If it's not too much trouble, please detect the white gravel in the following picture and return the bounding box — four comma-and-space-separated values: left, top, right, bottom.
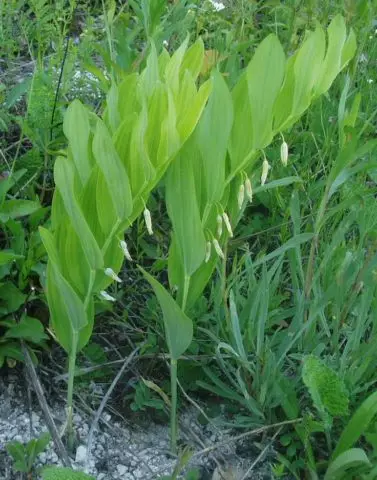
0, 375, 266, 480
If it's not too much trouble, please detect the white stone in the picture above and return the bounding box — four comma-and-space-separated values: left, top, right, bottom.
117, 464, 128, 476
75, 445, 87, 464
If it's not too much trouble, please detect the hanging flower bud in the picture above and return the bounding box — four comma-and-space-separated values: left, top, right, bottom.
120, 240, 132, 261
261, 159, 270, 186
217, 214, 223, 238
245, 178, 253, 202
237, 183, 245, 209
143, 208, 153, 235
280, 141, 288, 167
105, 267, 122, 283
213, 239, 225, 259
205, 241, 212, 263
100, 290, 116, 302
222, 212, 233, 237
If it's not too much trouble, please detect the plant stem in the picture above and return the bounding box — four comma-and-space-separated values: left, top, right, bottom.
67, 337, 77, 452
21, 342, 71, 467
170, 358, 178, 454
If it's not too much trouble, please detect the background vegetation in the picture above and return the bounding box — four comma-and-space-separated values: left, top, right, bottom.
1, 0, 377, 479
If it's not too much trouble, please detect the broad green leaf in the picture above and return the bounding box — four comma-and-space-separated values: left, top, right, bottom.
325, 449, 370, 480
80, 166, 105, 245
229, 72, 253, 170
196, 70, 233, 204
34, 432, 51, 455
118, 73, 140, 119
0, 199, 40, 221
165, 35, 189, 97
0, 251, 23, 265
63, 100, 92, 185
146, 83, 168, 167
127, 108, 155, 196
315, 15, 347, 97
4, 316, 48, 344
40, 228, 89, 353
341, 29, 357, 69
177, 78, 212, 143
46, 263, 90, 353
291, 24, 325, 117
140, 267, 193, 360
175, 71, 197, 125
158, 48, 170, 76
54, 222, 91, 297
0, 283, 26, 313
92, 119, 133, 221
181, 37, 205, 81
104, 83, 120, 134
54, 156, 103, 270
140, 43, 159, 97
332, 391, 377, 460
166, 140, 206, 277
246, 34, 285, 149
0, 343, 24, 366
273, 55, 296, 131
157, 89, 180, 167
344, 92, 361, 128
6, 442, 27, 472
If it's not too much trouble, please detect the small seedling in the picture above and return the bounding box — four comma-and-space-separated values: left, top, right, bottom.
6, 431, 51, 478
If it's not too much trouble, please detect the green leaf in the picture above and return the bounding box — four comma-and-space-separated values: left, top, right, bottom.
166, 140, 206, 277
325, 449, 370, 480
341, 28, 357, 69
0, 199, 40, 221
4, 316, 48, 344
291, 24, 326, 117
6, 442, 27, 472
229, 73, 253, 169
104, 83, 120, 134
165, 35, 189, 97
63, 100, 92, 185
0, 251, 23, 265
33, 432, 51, 456
332, 391, 377, 460
42, 467, 95, 480
139, 267, 193, 360
253, 176, 303, 194
181, 37, 205, 82
229, 290, 247, 362
40, 228, 89, 353
0, 343, 24, 365
177, 78, 212, 143
315, 15, 348, 97
253, 233, 314, 267
0, 283, 26, 313
246, 34, 285, 149
92, 119, 133, 221
302, 355, 349, 419
196, 69, 233, 204
53, 156, 103, 271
